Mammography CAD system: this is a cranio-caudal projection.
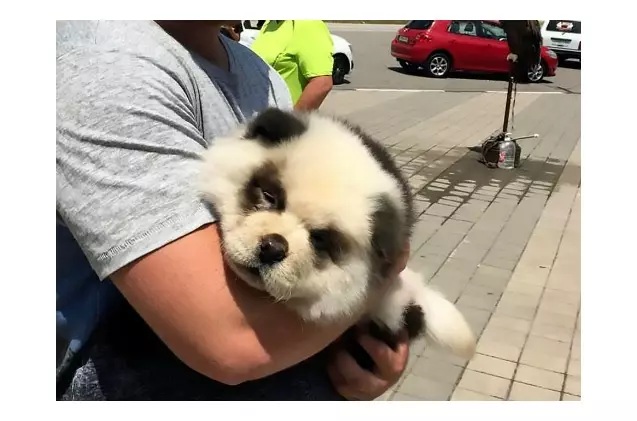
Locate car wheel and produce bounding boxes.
[526,61,546,83]
[398,59,419,73]
[425,52,451,78]
[332,54,349,85]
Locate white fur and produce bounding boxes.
[198,109,476,359]
[372,267,477,359]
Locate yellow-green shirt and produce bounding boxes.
[250,20,334,104]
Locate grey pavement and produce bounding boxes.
[321,89,581,401]
[328,23,581,94]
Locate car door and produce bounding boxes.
[445,20,487,70]
[477,21,511,72]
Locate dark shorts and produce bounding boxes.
[57,302,345,401]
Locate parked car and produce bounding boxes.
[390,20,559,83]
[239,20,354,85]
[540,20,581,64]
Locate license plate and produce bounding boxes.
[398,35,409,43]
[551,38,570,45]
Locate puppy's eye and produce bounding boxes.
[262,189,277,206]
[310,229,331,251]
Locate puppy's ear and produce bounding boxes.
[370,195,406,280]
[244,108,307,146]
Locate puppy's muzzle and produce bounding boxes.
[259,234,288,265]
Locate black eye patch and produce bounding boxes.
[309,227,350,264]
[241,162,286,212]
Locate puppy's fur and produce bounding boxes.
[198,108,476,364]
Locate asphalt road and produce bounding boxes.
[328,23,581,94]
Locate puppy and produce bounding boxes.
[198,108,476,367]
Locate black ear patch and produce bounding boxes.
[369,194,406,281]
[244,107,307,146]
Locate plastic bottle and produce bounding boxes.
[498,133,517,169]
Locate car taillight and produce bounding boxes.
[415,33,431,42]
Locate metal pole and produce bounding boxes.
[502,74,514,133]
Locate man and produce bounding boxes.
[250,20,334,111]
[56,20,409,400]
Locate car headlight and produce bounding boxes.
[547,49,557,59]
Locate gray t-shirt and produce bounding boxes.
[56,20,293,376]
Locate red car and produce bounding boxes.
[391,20,558,83]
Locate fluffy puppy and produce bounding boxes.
[198,108,476,366]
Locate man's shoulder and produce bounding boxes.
[56,20,191,69]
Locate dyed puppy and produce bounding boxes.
[198,108,476,369]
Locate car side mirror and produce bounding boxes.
[499,37,507,42]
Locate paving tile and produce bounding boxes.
[514,364,564,391]
[509,382,561,401]
[562,393,580,401]
[456,305,491,336]
[451,388,502,401]
[425,203,457,217]
[390,392,422,401]
[487,315,532,334]
[466,353,516,379]
[564,375,581,396]
[567,358,580,377]
[533,308,578,330]
[519,349,568,374]
[493,301,537,321]
[456,283,502,312]
[470,265,513,290]
[397,374,456,400]
[479,325,527,348]
[457,370,511,399]
[410,357,464,384]
[476,337,522,362]
[530,321,574,343]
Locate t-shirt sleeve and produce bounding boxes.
[295,20,334,79]
[56,48,216,281]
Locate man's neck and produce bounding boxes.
[155,21,229,71]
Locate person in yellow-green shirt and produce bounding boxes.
[250,20,334,111]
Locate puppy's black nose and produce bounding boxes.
[259,234,288,265]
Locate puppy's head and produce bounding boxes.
[199,108,412,321]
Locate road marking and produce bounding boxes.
[349,88,571,95]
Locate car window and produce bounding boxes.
[546,20,581,34]
[448,21,477,37]
[480,21,507,40]
[406,20,434,30]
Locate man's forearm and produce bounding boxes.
[294,75,333,111]
[111,223,356,385]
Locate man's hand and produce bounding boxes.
[327,328,410,400]
[327,241,411,400]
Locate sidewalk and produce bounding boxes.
[322,89,581,401]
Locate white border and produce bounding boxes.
[2,0,632,416]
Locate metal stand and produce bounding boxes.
[496,65,539,166]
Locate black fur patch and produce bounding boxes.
[310,227,352,267]
[244,107,307,146]
[368,195,405,281]
[240,161,286,212]
[403,303,426,340]
[339,118,416,235]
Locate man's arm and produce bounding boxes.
[295,20,334,111]
[57,46,354,386]
[111,223,355,385]
[295,76,333,111]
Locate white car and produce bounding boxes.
[540,20,581,63]
[238,21,354,85]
